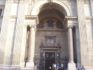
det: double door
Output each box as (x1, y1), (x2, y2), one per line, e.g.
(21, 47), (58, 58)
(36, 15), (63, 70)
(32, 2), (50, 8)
(39, 51), (60, 70)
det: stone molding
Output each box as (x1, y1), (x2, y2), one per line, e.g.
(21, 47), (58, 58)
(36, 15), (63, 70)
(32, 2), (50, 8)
(29, 0), (71, 16)
(65, 16), (78, 24)
(10, 16), (17, 19)
(86, 16), (93, 20)
(25, 15), (38, 20)
(65, 16), (78, 20)
(65, 16), (78, 28)
(24, 15), (38, 29)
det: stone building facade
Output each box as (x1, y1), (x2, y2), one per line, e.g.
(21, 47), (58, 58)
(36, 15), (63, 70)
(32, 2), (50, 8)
(0, 0), (93, 70)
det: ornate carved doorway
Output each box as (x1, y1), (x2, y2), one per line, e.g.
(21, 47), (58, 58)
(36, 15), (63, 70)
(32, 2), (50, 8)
(39, 50), (61, 70)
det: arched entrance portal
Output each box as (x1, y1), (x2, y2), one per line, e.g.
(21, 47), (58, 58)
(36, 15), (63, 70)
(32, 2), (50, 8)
(35, 3), (71, 70)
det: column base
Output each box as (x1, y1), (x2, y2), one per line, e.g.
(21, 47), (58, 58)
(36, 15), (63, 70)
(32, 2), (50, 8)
(26, 61), (34, 70)
(68, 62), (76, 70)
(20, 62), (25, 67)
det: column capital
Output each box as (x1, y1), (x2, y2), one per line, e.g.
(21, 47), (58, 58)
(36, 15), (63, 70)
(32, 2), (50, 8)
(67, 25), (73, 29)
(65, 16), (78, 28)
(67, 23), (74, 29)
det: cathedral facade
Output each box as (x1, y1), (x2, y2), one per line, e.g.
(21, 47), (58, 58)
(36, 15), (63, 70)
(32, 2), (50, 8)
(0, 0), (93, 70)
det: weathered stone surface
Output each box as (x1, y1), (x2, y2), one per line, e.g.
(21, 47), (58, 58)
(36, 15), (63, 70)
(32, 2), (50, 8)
(0, 0), (93, 70)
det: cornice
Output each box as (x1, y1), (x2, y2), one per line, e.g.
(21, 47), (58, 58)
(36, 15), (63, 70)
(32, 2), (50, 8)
(65, 16), (93, 20)
(65, 16), (78, 28)
(85, 16), (93, 20)
(65, 16), (78, 20)
(25, 15), (38, 20)
(25, 15), (39, 25)
(11, 16), (17, 19)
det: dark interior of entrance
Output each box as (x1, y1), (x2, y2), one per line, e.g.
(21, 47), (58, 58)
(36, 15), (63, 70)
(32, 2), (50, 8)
(45, 52), (55, 70)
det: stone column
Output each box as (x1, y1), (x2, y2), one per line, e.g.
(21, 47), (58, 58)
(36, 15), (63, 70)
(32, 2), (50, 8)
(26, 25), (36, 69)
(67, 25), (76, 70)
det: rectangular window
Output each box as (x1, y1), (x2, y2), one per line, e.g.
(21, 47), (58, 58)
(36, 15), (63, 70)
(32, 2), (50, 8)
(45, 36), (56, 47)
(47, 20), (54, 27)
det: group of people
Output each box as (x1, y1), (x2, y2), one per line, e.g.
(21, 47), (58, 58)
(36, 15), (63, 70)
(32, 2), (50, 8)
(52, 64), (67, 70)
(52, 63), (85, 70)
(76, 63), (85, 70)
(58, 67), (65, 70)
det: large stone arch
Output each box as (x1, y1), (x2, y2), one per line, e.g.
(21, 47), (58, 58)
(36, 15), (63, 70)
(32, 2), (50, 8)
(24, 1), (76, 70)
(30, 0), (71, 16)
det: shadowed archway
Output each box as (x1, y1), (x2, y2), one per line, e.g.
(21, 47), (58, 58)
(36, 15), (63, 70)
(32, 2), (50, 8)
(35, 2), (70, 70)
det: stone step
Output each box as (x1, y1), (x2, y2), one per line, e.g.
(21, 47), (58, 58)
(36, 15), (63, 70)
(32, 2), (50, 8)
(0, 68), (33, 70)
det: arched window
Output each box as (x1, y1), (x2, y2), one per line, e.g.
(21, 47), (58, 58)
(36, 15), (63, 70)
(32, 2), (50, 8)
(56, 21), (64, 29)
(37, 19), (64, 29)
(46, 19), (54, 28)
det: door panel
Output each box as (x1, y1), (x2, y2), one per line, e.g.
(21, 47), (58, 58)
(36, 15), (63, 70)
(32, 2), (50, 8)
(45, 52), (55, 70)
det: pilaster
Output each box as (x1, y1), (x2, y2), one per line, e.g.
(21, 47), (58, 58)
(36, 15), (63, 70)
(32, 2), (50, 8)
(85, 17), (93, 66)
(76, 0), (89, 66)
(12, 0), (27, 65)
(0, 0), (17, 65)
(19, 24), (27, 67)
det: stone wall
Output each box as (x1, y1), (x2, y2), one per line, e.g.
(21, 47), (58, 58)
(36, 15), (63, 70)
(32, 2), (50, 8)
(0, 0), (93, 69)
